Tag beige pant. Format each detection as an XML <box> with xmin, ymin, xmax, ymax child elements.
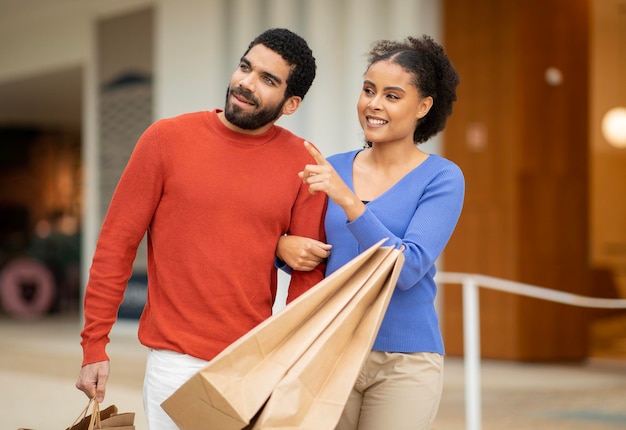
<box><xmin>335</xmin><ymin>351</ymin><xmax>444</xmax><ymax>430</ymax></box>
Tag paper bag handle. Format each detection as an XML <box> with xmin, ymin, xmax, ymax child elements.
<box><xmin>69</xmin><ymin>396</ymin><xmax>101</xmax><ymax>430</ymax></box>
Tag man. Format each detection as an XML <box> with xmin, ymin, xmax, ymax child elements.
<box><xmin>76</xmin><ymin>28</ymin><xmax>327</xmax><ymax>428</ymax></box>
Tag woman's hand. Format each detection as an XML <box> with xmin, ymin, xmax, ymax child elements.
<box><xmin>300</xmin><ymin>141</ymin><xmax>365</xmax><ymax>221</ymax></box>
<box><xmin>277</xmin><ymin>234</ymin><xmax>331</xmax><ymax>271</ymax></box>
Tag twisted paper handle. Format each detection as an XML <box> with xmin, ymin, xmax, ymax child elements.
<box><xmin>69</xmin><ymin>396</ymin><xmax>101</xmax><ymax>430</ymax></box>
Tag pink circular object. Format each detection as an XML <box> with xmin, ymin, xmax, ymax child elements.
<box><xmin>0</xmin><ymin>258</ymin><xmax>56</xmax><ymax>318</ymax></box>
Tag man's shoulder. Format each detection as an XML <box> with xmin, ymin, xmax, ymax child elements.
<box><xmin>156</xmin><ymin>110</ymin><xmax>210</xmax><ymax>125</ymax></box>
<box><xmin>272</xmin><ymin>124</ymin><xmax>301</xmax><ymax>141</ymax></box>
<box><xmin>269</xmin><ymin>126</ymin><xmax>310</xmax><ymax>154</ymax></box>
<box><xmin>145</xmin><ymin>111</ymin><xmax>212</xmax><ymax>138</ymax></box>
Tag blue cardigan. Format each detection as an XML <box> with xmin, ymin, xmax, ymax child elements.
<box><xmin>325</xmin><ymin>150</ymin><xmax>465</xmax><ymax>354</ymax></box>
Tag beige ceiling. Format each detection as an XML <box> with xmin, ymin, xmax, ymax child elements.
<box><xmin>0</xmin><ymin>66</ymin><xmax>83</xmax><ymax>132</ymax></box>
<box><xmin>0</xmin><ymin>0</ymin><xmax>68</xmax><ymax>16</ymax></box>
<box><xmin>0</xmin><ymin>0</ymin><xmax>83</xmax><ymax>132</ymax></box>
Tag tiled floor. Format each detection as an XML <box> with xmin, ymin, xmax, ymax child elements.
<box><xmin>1</xmin><ymin>314</ymin><xmax>625</xmax><ymax>430</ymax></box>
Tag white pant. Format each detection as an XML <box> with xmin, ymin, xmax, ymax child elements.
<box><xmin>143</xmin><ymin>349</ymin><xmax>209</xmax><ymax>429</ymax></box>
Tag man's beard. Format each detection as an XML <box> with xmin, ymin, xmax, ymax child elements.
<box><xmin>224</xmin><ymin>86</ymin><xmax>286</xmax><ymax>130</ymax></box>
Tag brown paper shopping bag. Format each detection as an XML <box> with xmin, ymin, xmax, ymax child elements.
<box><xmin>18</xmin><ymin>397</ymin><xmax>135</xmax><ymax>430</ymax></box>
<box><xmin>66</xmin><ymin>398</ymin><xmax>135</xmax><ymax>430</ymax></box>
<box><xmin>252</xmin><ymin>248</ymin><xmax>404</xmax><ymax>429</ymax></box>
<box><xmin>98</xmin><ymin>412</ymin><xmax>136</xmax><ymax>430</ymax></box>
<box><xmin>162</xmin><ymin>240</ymin><xmax>399</xmax><ymax>429</ymax></box>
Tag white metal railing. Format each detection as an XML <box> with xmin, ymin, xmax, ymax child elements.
<box><xmin>434</xmin><ymin>272</ymin><xmax>626</xmax><ymax>430</ymax></box>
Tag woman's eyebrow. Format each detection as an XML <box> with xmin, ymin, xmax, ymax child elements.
<box><xmin>364</xmin><ymin>79</ymin><xmax>406</xmax><ymax>93</ymax></box>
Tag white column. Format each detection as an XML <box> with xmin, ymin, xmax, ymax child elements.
<box><xmin>155</xmin><ymin>0</ymin><xmax>227</xmax><ymax>119</ymax></box>
<box><xmin>81</xmin><ymin>16</ymin><xmax>100</xmax><ymax>323</ymax></box>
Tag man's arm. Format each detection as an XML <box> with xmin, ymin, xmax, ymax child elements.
<box><xmin>284</xmin><ymin>174</ymin><xmax>328</xmax><ymax>302</ymax></box>
<box><xmin>77</xmin><ymin>122</ymin><xmax>164</xmax><ymax>400</ymax></box>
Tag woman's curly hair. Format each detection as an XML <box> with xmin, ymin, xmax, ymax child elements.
<box><xmin>366</xmin><ymin>35</ymin><xmax>460</xmax><ymax>145</ymax></box>
<box><xmin>246</xmin><ymin>28</ymin><xmax>317</xmax><ymax>100</ymax></box>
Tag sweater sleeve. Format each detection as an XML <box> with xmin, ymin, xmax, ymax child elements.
<box><xmin>80</xmin><ymin>123</ymin><xmax>164</xmax><ymax>365</ymax></box>
<box><xmin>346</xmin><ymin>162</ymin><xmax>464</xmax><ymax>291</ymax></box>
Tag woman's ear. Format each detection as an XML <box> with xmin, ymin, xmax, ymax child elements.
<box><xmin>281</xmin><ymin>96</ymin><xmax>302</xmax><ymax>116</ymax></box>
<box><xmin>417</xmin><ymin>96</ymin><xmax>434</xmax><ymax>119</ymax></box>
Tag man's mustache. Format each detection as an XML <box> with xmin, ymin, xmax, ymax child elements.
<box><xmin>229</xmin><ymin>86</ymin><xmax>259</xmax><ymax>106</ymax></box>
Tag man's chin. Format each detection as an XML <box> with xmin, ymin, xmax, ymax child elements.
<box><xmin>224</xmin><ymin>111</ymin><xmax>258</xmax><ymax>130</ymax></box>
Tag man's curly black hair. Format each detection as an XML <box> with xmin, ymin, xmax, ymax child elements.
<box><xmin>366</xmin><ymin>35</ymin><xmax>460</xmax><ymax>145</ymax></box>
<box><xmin>246</xmin><ymin>28</ymin><xmax>316</xmax><ymax>100</ymax></box>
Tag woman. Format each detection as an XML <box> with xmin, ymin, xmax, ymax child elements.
<box><xmin>277</xmin><ymin>35</ymin><xmax>463</xmax><ymax>429</ymax></box>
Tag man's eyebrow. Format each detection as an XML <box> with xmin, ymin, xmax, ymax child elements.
<box><xmin>240</xmin><ymin>55</ymin><xmax>283</xmax><ymax>86</ymax></box>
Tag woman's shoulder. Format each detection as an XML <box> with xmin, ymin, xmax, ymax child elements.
<box><xmin>327</xmin><ymin>149</ymin><xmax>362</xmax><ymax>166</ymax></box>
<box><xmin>425</xmin><ymin>154</ymin><xmax>463</xmax><ymax>177</ymax></box>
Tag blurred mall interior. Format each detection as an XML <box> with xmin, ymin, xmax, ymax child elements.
<box><xmin>0</xmin><ymin>0</ymin><xmax>625</xmax><ymax>363</ymax></box>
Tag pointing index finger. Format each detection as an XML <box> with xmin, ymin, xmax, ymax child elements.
<box><xmin>303</xmin><ymin>140</ymin><xmax>327</xmax><ymax>165</ymax></box>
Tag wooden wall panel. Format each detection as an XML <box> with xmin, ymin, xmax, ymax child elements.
<box><xmin>442</xmin><ymin>0</ymin><xmax>590</xmax><ymax>360</ymax></box>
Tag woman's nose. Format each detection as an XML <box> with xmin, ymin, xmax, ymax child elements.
<box><xmin>368</xmin><ymin>98</ymin><xmax>382</xmax><ymax>110</ymax></box>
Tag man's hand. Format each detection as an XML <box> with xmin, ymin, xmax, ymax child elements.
<box><xmin>76</xmin><ymin>360</ymin><xmax>110</xmax><ymax>403</ymax></box>
<box><xmin>277</xmin><ymin>235</ymin><xmax>331</xmax><ymax>271</ymax></box>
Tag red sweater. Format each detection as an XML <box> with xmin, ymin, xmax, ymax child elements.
<box><xmin>81</xmin><ymin>110</ymin><xmax>326</xmax><ymax>365</ymax></box>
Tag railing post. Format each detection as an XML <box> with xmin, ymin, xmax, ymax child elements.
<box><xmin>463</xmin><ymin>278</ymin><xmax>481</xmax><ymax>430</ymax></box>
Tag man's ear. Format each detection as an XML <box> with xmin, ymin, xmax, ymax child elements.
<box><xmin>281</xmin><ymin>96</ymin><xmax>302</xmax><ymax>116</ymax></box>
